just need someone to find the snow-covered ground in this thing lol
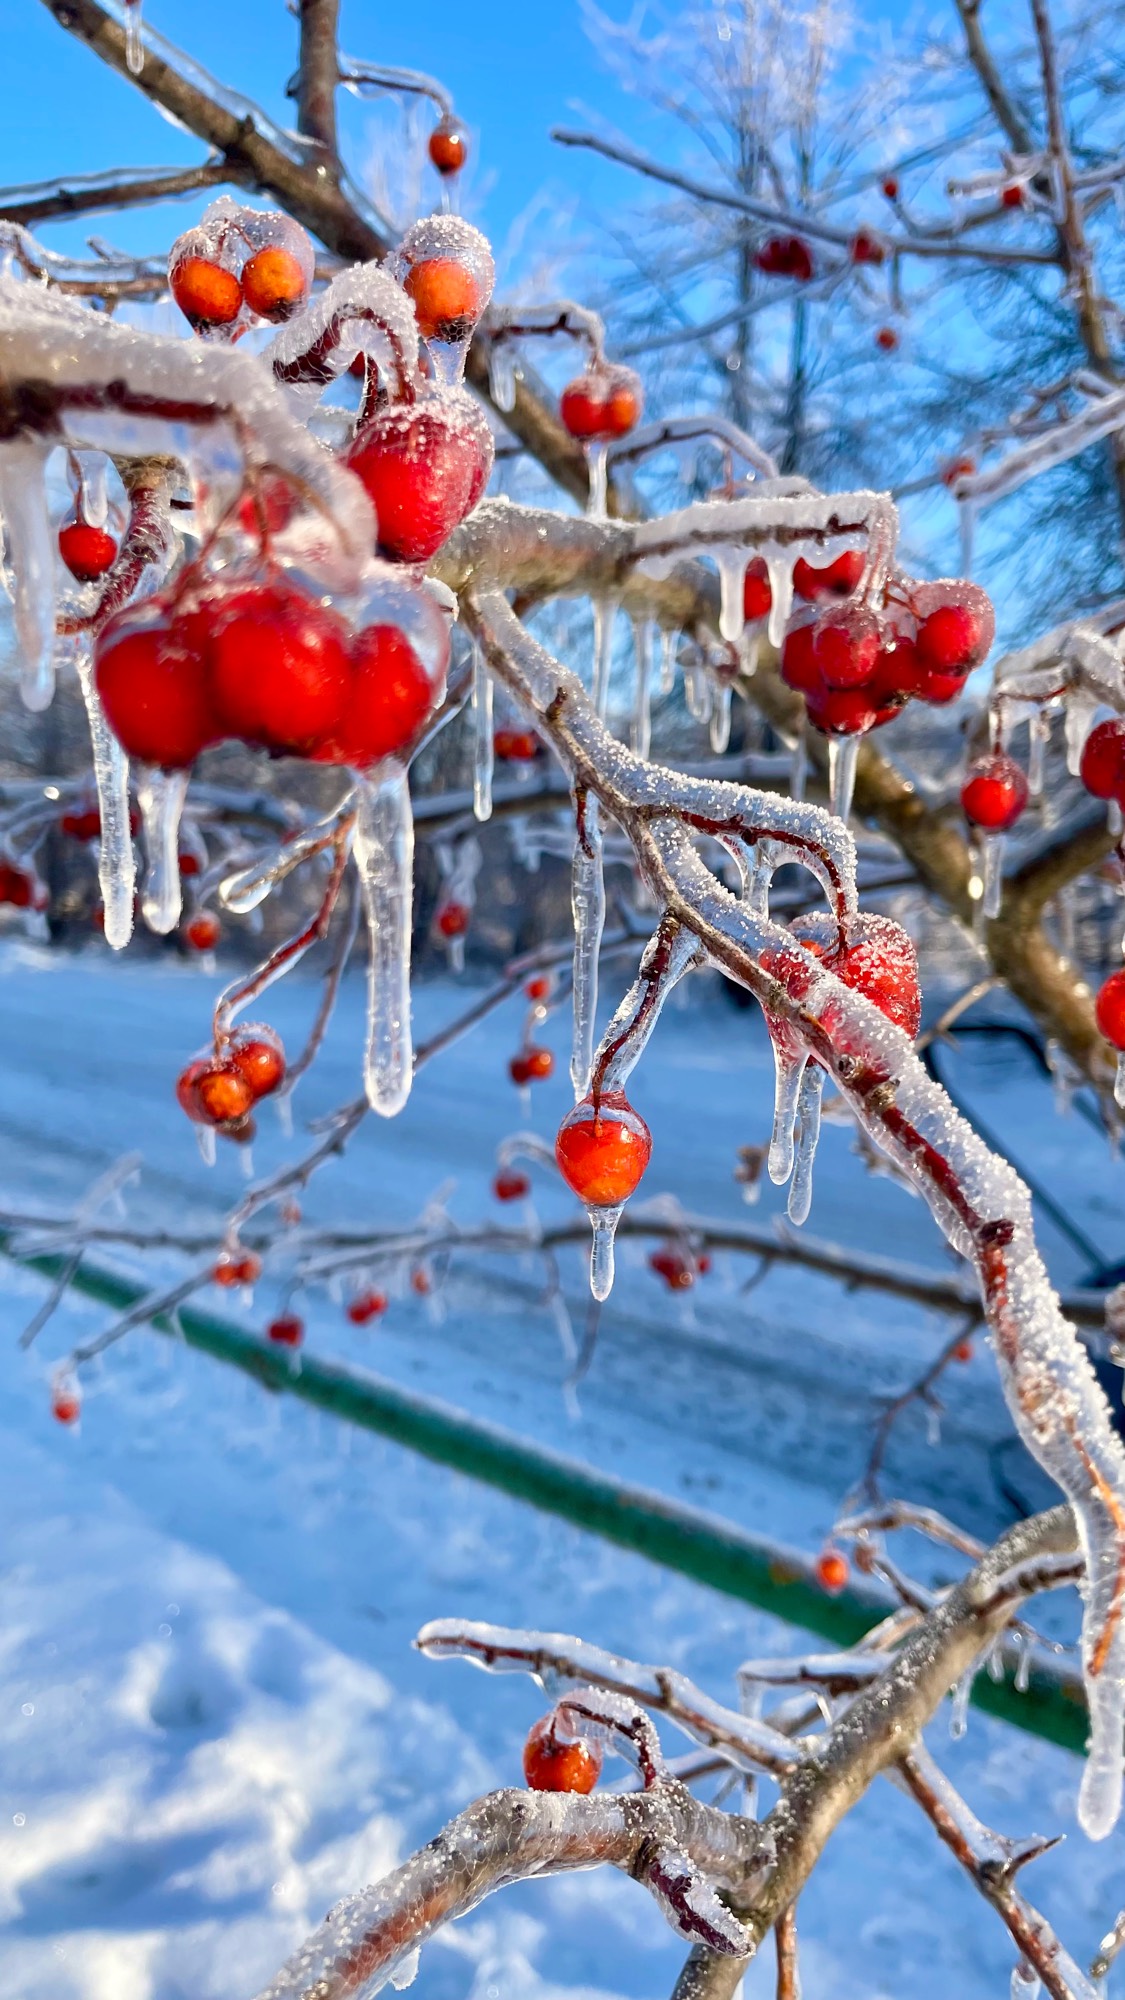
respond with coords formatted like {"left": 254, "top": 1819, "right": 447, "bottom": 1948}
{"left": 2, "top": 941, "right": 1124, "bottom": 2000}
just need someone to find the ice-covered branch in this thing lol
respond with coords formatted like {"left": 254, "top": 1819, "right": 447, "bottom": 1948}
{"left": 0, "top": 158, "right": 228, "bottom": 227}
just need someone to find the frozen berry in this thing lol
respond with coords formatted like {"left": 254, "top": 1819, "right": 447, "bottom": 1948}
{"left": 493, "top": 728, "right": 540, "bottom": 761}
{"left": 916, "top": 603, "right": 984, "bottom": 673}
{"left": 208, "top": 581, "right": 352, "bottom": 756}
{"left": 525, "top": 976, "right": 551, "bottom": 1001}
{"left": 59, "top": 521, "right": 117, "bottom": 582}
{"left": 437, "top": 901, "right": 470, "bottom": 938}
{"left": 346, "top": 394, "right": 494, "bottom": 565}
{"left": 60, "top": 806, "right": 102, "bottom": 842}
{"left": 742, "top": 557, "right": 772, "bottom": 622}
{"left": 875, "top": 327, "right": 898, "bottom": 351}
{"left": 525, "top": 1046, "right": 554, "bottom": 1079}
{"left": 184, "top": 912, "right": 221, "bottom": 951}
{"left": 95, "top": 603, "right": 221, "bottom": 770}
{"left": 241, "top": 245, "right": 308, "bottom": 322}
{"left": 196, "top": 1063, "right": 255, "bottom": 1126}
{"left": 1096, "top": 969, "right": 1125, "bottom": 1050}
{"left": 1001, "top": 183, "right": 1024, "bottom": 208}
{"left": 411, "top": 1268, "right": 431, "bottom": 1296}
{"left": 813, "top": 609, "right": 880, "bottom": 689}
{"left": 0, "top": 862, "right": 34, "bottom": 908}
{"left": 560, "top": 367, "right": 643, "bottom": 443}
{"left": 523, "top": 1714, "right": 602, "bottom": 1794}
{"left": 792, "top": 551, "right": 865, "bottom": 601}
{"left": 236, "top": 474, "right": 296, "bottom": 539}
{"left": 315, "top": 625, "right": 435, "bottom": 768}
{"left": 960, "top": 754, "right": 1029, "bottom": 832}
{"left": 267, "top": 1313, "right": 304, "bottom": 1348}
{"left": 816, "top": 1548, "right": 849, "bottom": 1593}
{"left": 780, "top": 622, "right": 821, "bottom": 696}
{"left": 649, "top": 1245, "right": 695, "bottom": 1290}
{"left": 1080, "top": 719, "right": 1125, "bottom": 805}
{"left": 171, "top": 255, "right": 243, "bottom": 327}
{"left": 804, "top": 682, "right": 881, "bottom": 738}
{"left": 214, "top": 1249, "right": 262, "bottom": 1288}
{"left": 941, "top": 456, "right": 976, "bottom": 487}
{"left": 52, "top": 1382, "right": 81, "bottom": 1425}
{"left": 952, "top": 1338, "right": 973, "bottom": 1363}
{"left": 347, "top": 1291, "right": 388, "bottom": 1325}
{"left": 229, "top": 1028, "right": 285, "bottom": 1100}
{"left": 404, "top": 257, "right": 483, "bottom": 342}
{"left": 754, "top": 236, "right": 813, "bottom": 280}
{"left": 881, "top": 176, "right": 899, "bottom": 198}
{"left": 429, "top": 116, "right": 468, "bottom": 175}
{"left": 555, "top": 1091, "right": 652, "bottom": 1207}
{"left": 493, "top": 1167, "right": 531, "bottom": 1201}
{"left": 850, "top": 230, "right": 884, "bottom": 265}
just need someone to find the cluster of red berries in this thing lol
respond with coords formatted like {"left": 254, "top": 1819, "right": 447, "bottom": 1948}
{"left": 94, "top": 569, "right": 445, "bottom": 773}
{"left": 177, "top": 1024, "right": 285, "bottom": 1138}
{"left": 755, "top": 235, "right": 814, "bottom": 281}
{"left": 169, "top": 203, "right": 314, "bottom": 331}
{"left": 58, "top": 519, "right": 118, "bottom": 582}
{"left": 347, "top": 1290, "right": 389, "bottom": 1324}
{"left": 523, "top": 1714, "right": 602, "bottom": 1793}
{"left": 649, "top": 1242, "right": 711, "bottom": 1290}
{"left": 779, "top": 565, "right": 992, "bottom": 741}
{"left": 214, "top": 1246, "right": 262, "bottom": 1287}
{"left": 559, "top": 363, "right": 643, "bottom": 443}
{"left": 763, "top": 913, "right": 922, "bottom": 1070}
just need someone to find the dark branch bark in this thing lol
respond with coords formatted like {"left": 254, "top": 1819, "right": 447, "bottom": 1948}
{"left": 293, "top": 0, "right": 340, "bottom": 167}
{"left": 0, "top": 159, "right": 228, "bottom": 226}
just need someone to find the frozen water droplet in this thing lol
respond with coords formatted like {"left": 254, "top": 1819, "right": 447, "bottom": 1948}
{"left": 390, "top": 1946, "right": 421, "bottom": 1991}
{"left": 1115, "top": 1054, "right": 1125, "bottom": 1112}
{"left": 136, "top": 765, "right": 187, "bottom": 934}
{"left": 768, "top": 1047, "right": 807, "bottom": 1185}
{"left": 1011, "top": 1963, "right": 1040, "bottom": 2000}
{"left": 471, "top": 640, "right": 493, "bottom": 822}
{"left": 790, "top": 724, "right": 808, "bottom": 802}
{"left": 124, "top": 0, "right": 145, "bottom": 75}
{"left": 195, "top": 1124, "right": 217, "bottom": 1168}
{"left": 75, "top": 451, "right": 109, "bottom": 528}
{"left": 1065, "top": 686, "right": 1099, "bottom": 775}
{"left": 75, "top": 641, "right": 135, "bottom": 950}
{"left": 589, "top": 1204, "right": 622, "bottom": 1300}
{"left": 355, "top": 764, "right": 414, "bottom": 1117}
{"left": 827, "top": 735, "right": 859, "bottom": 822}
{"left": 1027, "top": 710, "right": 1049, "bottom": 794}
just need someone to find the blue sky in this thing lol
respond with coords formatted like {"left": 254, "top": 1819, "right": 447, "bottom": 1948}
{"left": 1, "top": 0, "right": 653, "bottom": 264}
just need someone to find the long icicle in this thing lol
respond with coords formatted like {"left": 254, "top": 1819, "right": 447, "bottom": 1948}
{"left": 136, "top": 765, "right": 187, "bottom": 934}
{"left": 355, "top": 763, "right": 415, "bottom": 1117}
{"left": 570, "top": 786, "right": 606, "bottom": 1099}
{"left": 471, "top": 639, "right": 494, "bottom": 822}
{"left": 75, "top": 640, "right": 136, "bottom": 950}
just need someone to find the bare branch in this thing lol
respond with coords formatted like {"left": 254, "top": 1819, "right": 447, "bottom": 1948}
{"left": 0, "top": 159, "right": 228, "bottom": 226}
{"left": 293, "top": 0, "right": 340, "bottom": 167}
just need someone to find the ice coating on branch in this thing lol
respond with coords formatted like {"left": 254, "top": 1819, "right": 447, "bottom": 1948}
{"left": 355, "top": 765, "right": 415, "bottom": 1117}
{"left": 0, "top": 276, "right": 375, "bottom": 588}
{"left": 787, "top": 1060, "right": 824, "bottom": 1224}
{"left": 266, "top": 262, "right": 420, "bottom": 408}
{"left": 0, "top": 436, "right": 56, "bottom": 709}
{"left": 631, "top": 618, "right": 652, "bottom": 758}
{"left": 571, "top": 791, "right": 606, "bottom": 1098}
{"left": 136, "top": 766, "right": 188, "bottom": 934}
{"left": 470, "top": 640, "right": 494, "bottom": 821}
{"left": 74, "top": 642, "right": 136, "bottom": 949}
{"left": 595, "top": 923, "right": 702, "bottom": 1097}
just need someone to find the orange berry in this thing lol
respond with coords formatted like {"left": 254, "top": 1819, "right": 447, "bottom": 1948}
{"left": 241, "top": 245, "right": 309, "bottom": 322}
{"left": 524, "top": 1046, "right": 553, "bottom": 1080}
{"left": 404, "top": 257, "right": 482, "bottom": 342}
{"left": 555, "top": 1092, "right": 652, "bottom": 1207}
{"left": 411, "top": 1268, "right": 431, "bottom": 1295}
{"left": 229, "top": 1029, "right": 285, "bottom": 1100}
{"left": 171, "top": 256, "right": 243, "bottom": 326}
{"left": 952, "top": 1339, "right": 973, "bottom": 1363}
{"left": 214, "top": 1249, "right": 261, "bottom": 1288}
{"left": 184, "top": 912, "right": 220, "bottom": 951}
{"left": 196, "top": 1064, "right": 255, "bottom": 1126}
{"left": 429, "top": 118, "right": 468, "bottom": 176}
{"left": 523, "top": 1714, "right": 602, "bottom": 1793}
{"left": 52, "top": 1385, "right": 81, "bottom": 1425}
{"left": 816, "top": 1548, "right": 849, "bottom": 1594}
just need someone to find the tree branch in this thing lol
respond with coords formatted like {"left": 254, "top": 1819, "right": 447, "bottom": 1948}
{"left": 0, "top": 159, "right": 228, "bottom": 226}
{"left": 293, "top": 0, "right": 340, "bottom": 168}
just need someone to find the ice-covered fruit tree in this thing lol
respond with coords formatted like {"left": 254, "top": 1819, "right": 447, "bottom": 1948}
{"left": 10, "top": 0, "right": 1125, "bottom": 1995}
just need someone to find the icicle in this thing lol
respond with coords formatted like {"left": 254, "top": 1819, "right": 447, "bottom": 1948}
{"left": 660, "top": 627, "right": 678, "bottom": 695}
{"left": 768, "top": 1045, "right": 808, "bottom": 1185}
{"left": 958, "top": 498, "right": 976, "bottom": 577}
{"left": 1014, "top": 1634, "right": 1032, "bottom": 1694}
{"left": 0, "top": 437, "right": 56, "bottom": 711}
{"left": 787, "top": 1063, "right": 824, "bottom": 1225}
{"left": 586, "top": 441, "right": 609, "bottom": 521}
{"left": 75, "top": 641, "right": 135, "bottom": 949}
{"left": 1028, "top": 711, "right": 1050, "bottom": 795}
{"left": 470, "top": 641, "right": 493, "bottom": 822}
{"left": 710, "top": 683, "right": 732, "bottom": 754}
{"left": 1011, "top": 1964, "right": 1041, "bottom": 2000}
{"left": 716, "top": 549, "right": 747, "bottom": 644}
{"left": 487, "top": 343, "right": 518, "bottom": 414}
{"left": 685, "top": 661, "right": 714, "bottom": 724}
{"left": 790, "top": 723, "right": 808, "bottom": 802}
{"left": 631, "top": 618, "right": 652, "bottom": 757}
{"left": 949, "top": 1665, "right": 974, "bottom": 1738}
{"left": 570, "top": 790, "right": 605, "bottom": 1098}
{"left": 1115, "top": 1054, "right": 1125, "bottom": 1112}
{"left": 1065, "top": 687, "right": 1099, "bottom": 775}
{"left": 76, "top": 451, "right": 109, "bottom": 528}
{"left": 194, "top": 1125, "right": 217, "bottom": 1168}
{"left": 982, "top": 833, "right": 1005, "bottom": 919}
{"left": 827, "top": 735, "right": 859, "bottom": 822}
{"left": 1111, "top": 801, "right": 1124, "bottom": 841}
{"left": 136, "top": 765, "right": 188, "bottom": 934}
{"left": 123, "top": 0, "right": 144, "bottom": 75}
{"left": 355, "top": 764, "right": 414, "bottom": 1117}
{"left": 766, "top": 555, "right": 794, "bottom": 651}
{"left": 389, "top": 1947, "right": 420, "bottom": 1992}
{"left": 592, "top": 598, "right": 618, "bottom": 717}
{"left": 589, "top": 1204, "right": 622, "bottom": 1301}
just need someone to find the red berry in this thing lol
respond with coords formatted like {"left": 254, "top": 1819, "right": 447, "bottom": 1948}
{"left": 754, "top": 236, "right": 813, "bottom": 281}
{"left": 560, "top": 367, "right": 643, "bottom": 443}
{"left": 314, "top": 625, "right": 435, "bottom": 768}
{"left": 178, "top": 851, "right": 201, "bottom": 877}
{"left": 267, "top": 1313, "right": 304, "bottom": 1348}
{"left": 60, "top": 807, "right": 103, "bottom": 842}
{"left": 404, "top": 257, "right": 484, "bottom": 342}
{"left": 780, "top": 622, "right": 822, "bottom": 696}
{"left": 525, "top": 975, "right": 552, "bottom": 1001}
{"left": 941, "top": 455, "right": 976, "bottom": 487}
{"left": 875, "top": 326, "right": 898, "bottom": 352}
{"left": 171, "top": 255, "right": 243, "bottom": 327}
{"left": 411, "top": 1268, "right": 431, "bottom": 1296}
{"left": 792, "top": 550, "right": 865, "bottom": 601}
{"left": 555, "top": 1091, "right": 652, "bottom": 1207}
{"left": 1001, "top": 183, "right": 1024, "bottom": 209}
{"left": 346, "top": 1291, "right": 388, "bottom": 1325}
{"left": 208, "top": 581, "right": 352, "bottom": 756}
{"left": 960, "top": 755, "right": 1029, "bottom": 832}
{"left": 346, "top": 395, "right": 493, "bottom": 565}
{"left": 196, "top": 1063, "right": 256, "bottom": 1126}
{"left": 95, "top": 604, "right": 221, "bottom": 770}
{"left": 916, "top": 603, "right": 984, "bottom": 674}
{"left": 742, "top": 557, "right": 772, "bottom": 622}
{"left": 952, "top": 1339, "right": 973, "bottom": 1363}
{"left": 241, "top": 245, "right": 308, "bottom": 322}
{"left": 526, "top": 1046, "right": 554, "bottom": 1079}
{"left": 214, "top": 1249, "right": 262, "bottom": 1288}
{"left": 813, "top": 609, "right": 880, "bottom": 689}
{"left": 236, "top": 475, "right": 296, "bottom": 539}
{"left": 52, "top": 1384, "right": 81, "bottom": 1425}
{"left": 493, "top": 728, "right": 540, "bottom": 761}
{"left": 816, "top": 1548, "right": 849, "bottom": 1593}
{"left": 881, "top": 176, "right": 899, "bottom": 199}
{"left": 184, "top": 912, "right": 221, "bottom": 951}
{"left": 229, "top": 1028, "right": 285, "bottom": 1100}
{"left": 649, "top": 1246, "right": 695, "bottom": 1290}
{"left": 850, "top": 230, "right": 884, "bottom": 265}
{"left": 523, "top": 1714, "right": 602, "bottom": 1794}
{"left": 437, "top": 901, "right": 470, "bottom": 938}
{"left": 429, "top": 116, "right": 468, "bottom": 175}
{"left": 58, "top": 521, "right": 117, "bottom": 582}
{"left": 0, "top": 862, "right": 34, "bottom": 908}
{"left": 777, "top": 914, "right": 922, "bottom": 1045}
{"left": 804, "top": 682, "right": 881, "bottom": 738}
{"left": 493, "top": 1167, "right": 531, "bottom": 1202}
{"left": 1080, "top": 719, "right": 1125, "bottom": 805}
{"left": 1096, "top": 969, "right": 1125, "bottom": 1051}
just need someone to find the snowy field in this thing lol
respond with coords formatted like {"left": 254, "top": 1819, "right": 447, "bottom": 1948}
{"left": 2, "top": 940, "right": 1124, "bottom": 1999}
